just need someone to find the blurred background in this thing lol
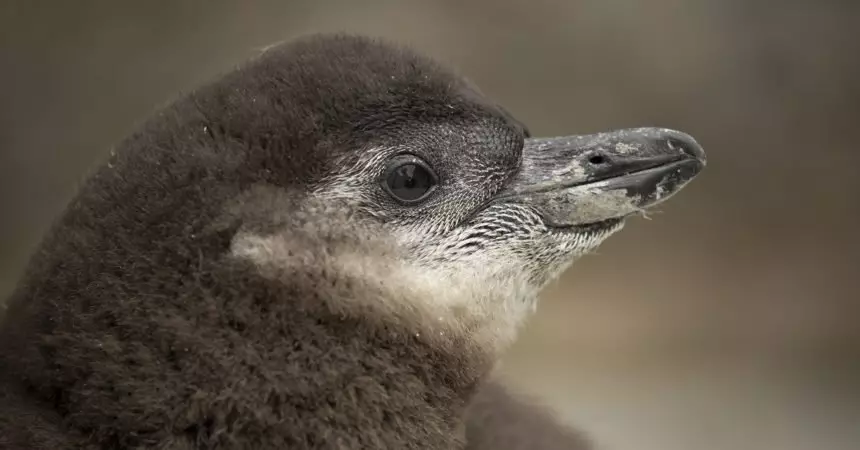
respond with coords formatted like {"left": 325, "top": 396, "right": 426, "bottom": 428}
{"left": 2, "top": 0, "right": 859, "bottom": 448}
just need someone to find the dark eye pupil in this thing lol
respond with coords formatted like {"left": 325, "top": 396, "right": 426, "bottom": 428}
{"left": 387, "top": 163, "right": 434, "bottom": 202}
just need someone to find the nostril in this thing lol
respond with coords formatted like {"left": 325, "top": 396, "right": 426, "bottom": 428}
{"left": 588, "top": 154, "right": 607, "bottom": 165}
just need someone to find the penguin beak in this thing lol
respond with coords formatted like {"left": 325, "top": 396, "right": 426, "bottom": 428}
{"left": 495, "top": 127, "right": 706, "bottom": 228}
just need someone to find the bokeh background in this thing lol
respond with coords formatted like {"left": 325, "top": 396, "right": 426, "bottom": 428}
{"left": 2, "top": 1, "right": 859, "bottom": 449}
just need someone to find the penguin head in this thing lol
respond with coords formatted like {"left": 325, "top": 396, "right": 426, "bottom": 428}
{"left": 208, "top": 34, "right": 705, "bottom": 350}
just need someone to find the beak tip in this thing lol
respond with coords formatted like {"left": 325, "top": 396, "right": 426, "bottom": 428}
{"left": 658, "top": 128, "right": 706, "bottom": 164}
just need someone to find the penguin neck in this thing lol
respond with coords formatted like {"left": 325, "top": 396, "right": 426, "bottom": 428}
{"left": 0, "top": 212, "right": 497, "bottom": 448}
{"left": 164, "top": 260, "right": 494, "bottom": 447}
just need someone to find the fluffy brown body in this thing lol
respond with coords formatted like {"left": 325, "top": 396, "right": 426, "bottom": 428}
{"left": 0, "top": 34, "right": 590, "bottom": 449}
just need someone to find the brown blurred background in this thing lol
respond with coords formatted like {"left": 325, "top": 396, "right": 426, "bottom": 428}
{"left": 2, "top": 0, "right": 859, "bottom": 448}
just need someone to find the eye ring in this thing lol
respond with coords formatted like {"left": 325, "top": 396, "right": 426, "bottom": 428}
{"left": 380, "top": 154, "right": 439, "bottom": 204}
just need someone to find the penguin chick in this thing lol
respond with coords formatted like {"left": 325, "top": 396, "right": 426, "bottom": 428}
{"left": 0, "top": 33, "right": 705, "bottom": 449}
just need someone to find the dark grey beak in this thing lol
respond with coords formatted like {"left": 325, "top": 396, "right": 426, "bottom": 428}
{"left": 497, "top": 127, "right": 706, "bottom": 228}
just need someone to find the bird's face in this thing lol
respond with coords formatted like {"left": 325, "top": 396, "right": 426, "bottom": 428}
{"left": 310, "top": 114, "right": 706, "bottom": 323}
{"left": 226, "top": 35, "right": 705, "bottom": 348}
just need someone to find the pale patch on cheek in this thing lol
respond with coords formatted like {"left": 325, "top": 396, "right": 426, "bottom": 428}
{"left": 229, "top": 230, "right": 534, "bottom": 355}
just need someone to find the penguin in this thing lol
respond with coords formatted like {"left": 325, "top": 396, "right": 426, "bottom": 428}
{"left": 0, "top": 33, "right": 705, "bottom": 449}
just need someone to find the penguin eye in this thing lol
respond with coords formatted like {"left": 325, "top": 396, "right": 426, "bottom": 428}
{"left": 382, "top": 155, "right": 438, "bottom": 204}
